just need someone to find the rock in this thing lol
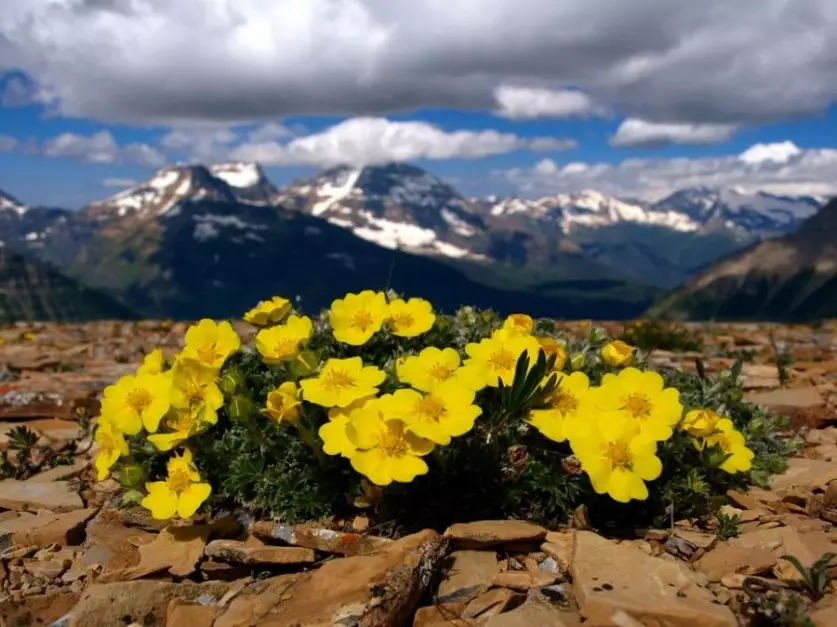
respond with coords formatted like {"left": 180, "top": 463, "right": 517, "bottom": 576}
{"left": 1, "top": 508, "right": 98, "bottom": 549}
{"left": 214, "top": 529, "right": 447, "bottom": 627}
{"left": 251, "top": 521, "right": 393, "bottom": 556}
{"left": 483, "top": 590, "right": 576, "bottom": 627}
{"left": 204, "top": 539, "right": 316, "bottom": 565}
{"left": 0, "top": 590, "right": 79, "bottom": 627}
{"left": 412, "top": 602, "right": 470, "bottom": 627}
{"left": 492, "top": 570, "right": 558, "bottom": 591}
{"left": 730, "top": 525, "right": 837, "bottom": 583}
{"left": 26, "top": 460, "right": 90, "bottom": 484}
{"left": 747, "top": 387, "right": 825, "bottom": 408}
{"left": 23, "top": 557, "right": 69, "bottom": 580}
{"left": 102, "top": 524, "right": 209, "bottom": 581}
{"left": 771, "top": 457, "right": 837, "bottom": 491}
{"left": 541, "top": 533, "right": 574, "bottom": 575}
{"left": 0, "top": 479, "right": 83, "bottom": 512}
{"left": 444, "top": 521, "right": 547, "bottom": 549}
{"left": 695, "top": 543, "right": 777, "bottom": 582}
{"left": 572, "top": 531, "right": 736, "bottom": 627}
{"left": 166, "top": 599, "right": 220, "bottom": 627}
{"left": 82, "top": 513, "right": 155, "bottom": 573}
{"left": 463, "top": 588, "right": 520, "bottom": 620}
{"left": 437, "top": 550, "right": 499, "bottom": 604}
{"left": 66, "top": 580, "right": 230, "bottom": 627}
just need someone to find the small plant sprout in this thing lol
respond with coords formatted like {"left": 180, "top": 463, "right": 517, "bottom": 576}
{"left": 714, "top": 510, "right": 741, "bottom": 540}
{"left": 781, "top": 552, "right": 836, "bottom": 601}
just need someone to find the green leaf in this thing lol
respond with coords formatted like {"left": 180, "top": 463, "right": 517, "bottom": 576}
{"left": 730, "top": 360, "right": 743, "bottom": 383}
{"left": 695, "top": 358, "right": 707, "bottom": 380}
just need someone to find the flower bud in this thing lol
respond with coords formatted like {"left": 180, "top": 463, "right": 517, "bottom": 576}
{"left": 228, "top": 395, "right": 255, "bottom": 420}
{"left": 219, "top": 369, "right": 244, "bottom": 395}
{"left": 119, "top": 464, "right": 145, "bottom": 488}
{"left": 587, "top": 326, "right": 609, "bottom": 344}
{"left": 570, "top": 352, "right": 586, "bottom": 371}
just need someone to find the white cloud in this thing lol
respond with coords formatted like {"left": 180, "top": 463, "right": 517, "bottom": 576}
{"left": 229, "top": 116, "right": 575, "bottom": 166}
{"left": 102, "top": 177, "right": 137, "bottom": 188}
{"left": 739, "top": 140, "right": 802, "bottom": 165}
{"left": 503, "top": 141, "right": 837, "bottom": 200}
{"left": 493, "top": 87, "right": 600, "bottom": 120}
{"left": 0, "top": 135, "right": 17, "bottom": 152}
{"left": 160, "top": 126, "right": 238, "bottom": 162}
{"left": 610, "top": 119, "right": 738, "bottom": 148}
{"left": 42, "top": 130, "right": 165, "bottom": 167}
{"left": 1, "top": 1, "right": 835, "bottom": 125}
{"left": 247, "top": 122, "right": 293, "bottom": 143}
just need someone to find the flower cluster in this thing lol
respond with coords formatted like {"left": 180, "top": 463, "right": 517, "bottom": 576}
{"left": 93, "top": 289, "right": 758, "bottom": 522}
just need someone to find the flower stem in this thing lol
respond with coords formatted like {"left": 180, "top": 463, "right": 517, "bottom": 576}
{"left": 296, "top": 417, "right": 329, "bottom": 469}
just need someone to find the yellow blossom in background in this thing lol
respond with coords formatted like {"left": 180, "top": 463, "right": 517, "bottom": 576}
{"left": 391, "top": 380, "right": 482, "bottom": 445}
{"left": 182, "top": 319, "right": 240, "bottom": 369}
{"left": 243, "top": 295, "right": 292, "bottom": 326}
{"left": 100, "top": 373, "right": 172, "bottom": 435}
{"left": 346, "top": 395, "right": 435, "bottom": 486}
{"left": 329, "top": 290, "right": 389, "bottom": 346}
{"left": 301, "top": 357, "right": 386, "bottom": 408}
{"left": 396, "top": 347, "right": 485, "bottom": 392}
{"left": 536, "top": 337, "right": 567, "bottom": 372}
{"left": 21, "top": 331, "right": 35, "bottom": 341}
{"left": 706, "top": 418, "right": 755, "bottom": 473}
{"left": 388, "top": 298, "right": 436, "bottom": 337}
{"left": 141, "top": 449, "right": 211, "bottom": 520}
{"left": 137, "top": 348, "right": 166, "bottom": 376}
{"left": 681, "top": 409, "right": 721, "bottom": 450}
{"left": 93, "top": 420, "right": 129, "bottom": 480}
{"left": 594, "top": 368, "right": 683, "bottom": 442}
{"left": 527, "top": 372, "right": 595, "bottom": 445}
{"left": 170, "top": 359, "right": 224, "bottom": 425}
{"left": 264, "top": 382, "right": 302, "bottom": 424}
{"left": 255, "top": 315, "right": 313, "bottom": 363}
{"left": 502, "top": 314, "right": 534, "bottom": 336}
{"left": 601, "top": 340, "right": 634, "bottom": 367}
{"left": 465, "top": 331, "right": 541, "bottom": 388}
{"left": 573, "top": 417, "right": 663, "bottom": 503}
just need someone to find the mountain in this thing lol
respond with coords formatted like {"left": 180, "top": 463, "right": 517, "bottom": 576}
{"left": 210, "top": 162, "right": 280, "bottom": 204}
{"left": 648, "top": 197, "right": 837, "bottom": 321}
{"left": 0, "top": 247, "right": 134, "bottom": 323}
{"left": 0, "top": 189, "right": 26, "bottom": 216}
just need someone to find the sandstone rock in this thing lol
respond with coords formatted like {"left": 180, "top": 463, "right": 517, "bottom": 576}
{"left": 102, "top": 524, "right": 209, "bottom": 581}
{"left": 82, "top": 513, "right": 155, "bottom": 573}
{"left": 0, "top": 479, "right": 83, "bottom": 512}
{"left": 483, "top": 590, "right": 576, "bottom": 627}
{"left": 730, "top": 525, "right": 837, "bottom": 583}
{"left": 572, "top": 531, "right": 736, "bottom": 626}
{"left": 437, "top": 550, "right": 499, "bottom": 604}
{"left": 166, "top": 599, "right": 220, "bottom": 627}
{"left": 771, "top": 457, "right": 837, "bottom": 491}
{"left": 412, "top": 602, "right": 470, "bottom": 627}
{"left": 747, "top": 386, "right": 825, "bottom": 409}
{"left": 214, "top": 529, "right": 447, "bottom": 627}
{"left": 463, "top": 588, "right": 520, "bottom": 620}
{"left": 0, "top": 508, "right": 98, "bottom": 549}
{"left": 444, "top": 521, "right": 547, "bottom": 549}
{"left": 66, "top": 580, "right": 230, "bottom": 627}
{"left": 251, "top": 521, "right": 393, "bottom": 556}
{"left": 26, "top": 459, "right": 90, "bottom": 484}
{"left": 492, "top": 570, "right": 557, "bottom": 591}
{"left": 695, "top": 542, "right": 777, "bottom": 582}
{"left": 204, "top": 539, "right": 316, "bottom": 565}
{"left": 0, "top": 590, "right": 79, "bottom": 627}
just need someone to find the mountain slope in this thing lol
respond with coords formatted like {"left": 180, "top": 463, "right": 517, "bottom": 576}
{"left": 0, "top": 189, "right": 26, "bottom": 216}
{"left": 0, "top": 247, "right": 135, "bottom": 322}
{"left": 648, "top": 197, "right": 837, "bottom": 321}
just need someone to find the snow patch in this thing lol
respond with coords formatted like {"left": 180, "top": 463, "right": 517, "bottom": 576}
{"left": 211, "top": 162, "right": 262, "bottom": 188}
{"left": 192, "top": 213, "right": 268, "bottom": 242}
{"left": 148, "top": 169, "right": 180, "bottom": 190}
{"left": 311, "top": 169, "right": 362, "bottom": 216}
{"left": 441, "top": 209, "right": 477, "bottom": 237}
{"left": 353, "top": 213, "right": 438, "bottom": 250}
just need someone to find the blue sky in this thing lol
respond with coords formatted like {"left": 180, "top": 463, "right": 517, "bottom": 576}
{"left": 1, "top": 1, "right": 836, "bottom": 207}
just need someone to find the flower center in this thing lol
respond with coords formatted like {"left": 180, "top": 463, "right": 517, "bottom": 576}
{"left": 392, "top": 313, "right": 415, "bottom": 331}
{"left": 99, "top": 431, "right": 117, "bottom": 451}
{"left": 550, "top": 389, "right": 578, "bottom": 415}
{"left": 352, "top": 309, "right": 375, "bottom": 331}
{"left": 417, "top": 396, "right": 445, "bottom": 421}
{"left": 184, "top": 381, "right": 205, "bottom": 405}
{"left": 322, "top": 368, "right": 356, "bottom": 391}
{"left": 429, "top": 363, "right": 453, "bottom": 382}
{"left": 127, "top": 388, "right": 153, "bottom": 413}
{"left": 488, "top": 348, "right": 516, "bottom": 372}
{"left": 622, "top": 392, "right": 653, "bottom": 419}
{"left": 169, "top": 411, "right": 200, "bottom": 432}
{"left": 197, "top": 344, "right": 221, "bottom": 365}
{"left": 273, "top": 338, "right": 298, "bottom": 357}
{"left": 380, "top": 421, "right": 408, "bottom": 456}
{"left": 166, "top": 467, "right": 193, "bottom": 494}
{"left": 604, "top": 440, "right": 633, "bottom": 470}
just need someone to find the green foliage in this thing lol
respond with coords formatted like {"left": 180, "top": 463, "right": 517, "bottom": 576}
{"left": 715, "top": 511, "right": 741, "bottom": 540}
{"left": 620, "top": 319, "right": 703, "bottom": 352}
{"left": 0, "top": 416, "right": 91, "bottom": 480}
{"left": 782, "top": 552, "right": 836, "bottom": 601}
{"left": 741, "top": 579, "right": 815, "bottom": 627}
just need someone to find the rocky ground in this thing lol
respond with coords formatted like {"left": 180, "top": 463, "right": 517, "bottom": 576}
{"left": 2, "top": 320, "right": 837, "bottom": 626}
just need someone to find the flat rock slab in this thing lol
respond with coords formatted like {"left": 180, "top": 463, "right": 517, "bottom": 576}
{"left": 746, "top": 387, "right": 825, "bottom": 409}
{"left": 252, "top": 521, "right": 393, "bottom": 556}
{"left": 1, "top": 507, "right": 98, "bottom": 549}
{"left": 572, "top": 531, "right": 736, "bottom": 627}
{"left": 771, "top": 457, "right": 837, "bottom": 491}
{"left": 437, "top": 550, "right": 499, "bottom": 603}
{"left": 0, "top": 479, "right": 83, "bottom": 512}
{"left": 204, "top": 539, "right": 316, "bottom": 565}
{"left": 444, "top": 520, "right": 547, "bottom": 549}
{"left": 695, "top": 542, "right": 777, "bottom": 582}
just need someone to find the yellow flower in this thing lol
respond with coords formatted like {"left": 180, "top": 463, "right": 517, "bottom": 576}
{"left": 527, "top": 372, "right": 595, "bottom": 445}
{"left": 502, "top": 314, "right": 534, "bottom": 336}
{"left": 573, "top": 417, "right": 663, "bottom": 503}
{"left": 464, "top": 331, "right": 542, "bottom": 388}
{"left": 681, "top": 409, "right": 721, "bottom": 450}
{"left": 388, "top": 298, "right": 435, "bottom": 337}
{"left": 396, "top": 347, "right": 485, "bottom": 393}
{"left": 243, "top": 295, "right": 292, "bottom": 326}
{"left": 706, "top": 418, "right": 755, "bottom": 473}
{"left": 182, "top": 319, "right": 241, "bottom": 369}
{"left": 93, "top": 420, "right": 129, "bottom": 481}
{"left": 301, "top": 357, "right": 386, "bottom": 408}
{"left": 594, "top": 368, "right": 683, "bottom": 442}
{"left": 148, "top": 409, "right": 204, "bottom": 452}
{"left": 536, "top": 337, "right": 567, "bottom": 372}
{"left": 602, "top": 340, "right": 634, "bottom": 367}
{"left": 141, "top": 450, "right": 211, "bottom": 520}
{"left": 390, "top": 380, "right": 482, "bottom": 445}
{"left": 170, "top": 359, "right": 223, "bottom": 421}
{"left": 255, "top": 315, "right": 313, "bottom": 364}
{"left": 319, "top": 397, "right": 375, "bottom": 458}
{"left": 100, "top": 373, "right": 172, "bottom": 435}
{"left": 329, "top": 290, "right": 389, "bottom": 346}
{"left": 264, "top": 382, "right": 302, "bottom": 424}
{"left": 346, "top": 396, "right": 435, "bottom": 486}
{"left": 137, "top": 349, "right": 165, "bottom": 376}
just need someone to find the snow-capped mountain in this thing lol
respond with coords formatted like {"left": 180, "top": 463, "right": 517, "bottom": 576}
{"left": 278, "top": 163, "right": 488, "bottom": 260}
{"left": 652, "top": 187, "right": 822, "bottom": 236}
{"left": 210, "top": 162, "right": 280, "bottom": 205}
{"left": 0, "top": 189, "right": 26, "bottom": 216}
{"left": 479, "top": 190, "right": 700, "bottom": 233}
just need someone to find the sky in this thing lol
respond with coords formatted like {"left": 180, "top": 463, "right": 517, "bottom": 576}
{"left": 1, "top": 0, "right": 837, "bottom": 208}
